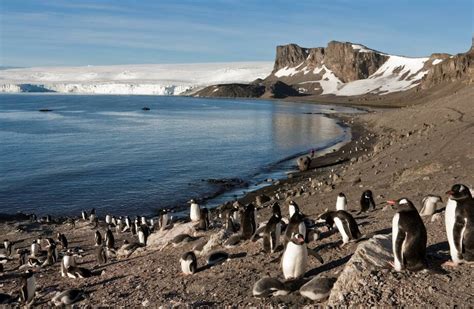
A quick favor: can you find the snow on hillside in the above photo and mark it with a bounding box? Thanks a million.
[0,62,273,95]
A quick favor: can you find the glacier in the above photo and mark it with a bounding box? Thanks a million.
[0,62,273,95]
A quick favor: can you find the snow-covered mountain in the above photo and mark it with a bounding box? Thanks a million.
[0,62,273,95]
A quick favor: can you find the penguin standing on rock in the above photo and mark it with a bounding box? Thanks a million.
[189,199,201,222]
[180,251,197,275]
[241,203,257,240]
[444,184,474,267]
[57,233,68,249]
[263,203,282,253]
[61,251,76,277]
[96,246,107,265]
[359,190,376,214]
[388,198,427,272]
[138,225,149,246]
[3,240,13,256]
[419,195,443,216]
[318,210,362,245]
[336,193,347,211]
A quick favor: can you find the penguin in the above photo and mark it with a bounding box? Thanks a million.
[3,240,13,256]
[89,211,98,226]
[96,246,107,265]
[284,208,306,245]
[42,245,56,267]
[336,192,348,211]
[240,203,257,240]
[140,216,147,226]
[419,195,443,216]
[130,222,137,235]
[31,240,41,257]
[388,198,427,271]
[206,251,229,266]
[159,209,171,230]
[81,210,88,221]
[222,207,238,233]
[66,265,93,278]
[252,277,289,297]
[19,270,36,305]
[359,190,376,213]
[0,292,15,304]
[299,277,337,301]
[281,233,308,279]
[95,230,103,246]
[180,251,197,275]
[105,228,115,249]
[288,200,299,219]
[119,240,143,258]
[196,208,210,231]
[61,251,76,277]
[105,214,112,225]
[57,233,68,249]
[51,289,85,306]
[138,225,149,246]
[444,184,474,266]
[318,210,362,245]
[124,216,131,231]
[263,202,282,253]
[189,199,201,222]
[18,249,28,267]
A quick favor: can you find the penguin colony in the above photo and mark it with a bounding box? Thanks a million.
[0,184,473,305]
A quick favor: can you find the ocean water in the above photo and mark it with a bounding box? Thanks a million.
[0,94,358,217]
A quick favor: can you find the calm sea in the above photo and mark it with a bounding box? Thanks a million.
[0,94,358,217]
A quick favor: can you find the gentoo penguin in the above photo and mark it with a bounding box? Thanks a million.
[18,249,28,267]
[359,190,376,213]
[196,208,210,231]
[105,214,112,225]
[66,265,93,278]
[388,198,427,271]
[42,245,56,267]
[222,206,238,233]
[96,246,107,265]
[138,225,149,246]
[288,200,299,219]
[281,233,308,279]
[263,203,282,253]
[240,203,257,240]
[189,199,201,222]
[140,216,147,226]
[318,210,362,245]
[61,251,77,277]
[159,209,172,230]
[444,184,474,266]
[252,277,289,297]
[81,210,88,221]
[299,277,337,301]
[31,240,41,257]
[105,228,115,249]
[336,192,348,211]
[19,270,36,305]
[206,251,229,266]
[94,230,103,246]
[57,233,68,249]
[419,195,443,216]
[3,240,12,256]
[284,208,306,245]
[51,289,85,306]
[180,251,197,275]
[89,209,97,225]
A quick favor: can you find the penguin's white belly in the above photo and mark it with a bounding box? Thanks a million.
[180,259,193,274]
[334,217,349,243]
[445,199,461,263]
[282,243,307,279]
[289,206,295,219]
[138,231,145,244]
[336,197,347,211]
[190,204,200,222]
[392,213,404,271]
[105,215,112,224]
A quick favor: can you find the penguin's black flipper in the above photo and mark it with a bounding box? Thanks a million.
[308,248,324,264]
[453,213,466,259]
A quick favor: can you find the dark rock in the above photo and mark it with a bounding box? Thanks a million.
[297,156,312,172]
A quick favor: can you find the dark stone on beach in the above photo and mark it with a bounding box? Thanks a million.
[39,109,53,112]
[297,156,312,172]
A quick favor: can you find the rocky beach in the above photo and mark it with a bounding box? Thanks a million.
[1,79,473,306]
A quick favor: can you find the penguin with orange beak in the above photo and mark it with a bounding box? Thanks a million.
[388,198,427,272]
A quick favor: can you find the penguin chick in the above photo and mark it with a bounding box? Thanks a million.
[51,289,85,306]
[180,251,197,275]
[252,277,289,297]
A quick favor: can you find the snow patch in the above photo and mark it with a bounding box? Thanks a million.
[432,59,443,65]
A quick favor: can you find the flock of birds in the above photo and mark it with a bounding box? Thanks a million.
[0,183,473,305]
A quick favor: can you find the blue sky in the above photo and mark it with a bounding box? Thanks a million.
[0,0,472,67]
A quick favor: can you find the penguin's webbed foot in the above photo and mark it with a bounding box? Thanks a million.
[441,260,459,268]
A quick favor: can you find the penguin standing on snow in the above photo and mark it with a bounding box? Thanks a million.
[419,195,443,216]
[263,203,282,253]
[359,190,376,213]
[318,210,361,245]
[336,193,347,211]
[180,251,198,275]
[444,184,474,266]
[388,198,427,272]
[189,199,201,222]
[240,203,256,240]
